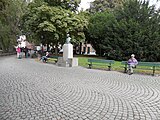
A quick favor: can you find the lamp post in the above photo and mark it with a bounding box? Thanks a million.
[41,35,44,55]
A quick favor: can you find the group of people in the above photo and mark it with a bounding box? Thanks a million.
[17,47,138,75]
[16,46,29,59]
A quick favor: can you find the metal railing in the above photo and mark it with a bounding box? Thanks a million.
[0,52,16,57]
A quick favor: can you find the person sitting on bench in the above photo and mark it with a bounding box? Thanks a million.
[41,52,50,63]
[127,54,138,75]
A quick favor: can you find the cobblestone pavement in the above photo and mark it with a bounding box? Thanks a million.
[0,56,160,120]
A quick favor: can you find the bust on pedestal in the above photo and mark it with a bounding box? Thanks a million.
[63,34,73,61]
[56,34,78,67]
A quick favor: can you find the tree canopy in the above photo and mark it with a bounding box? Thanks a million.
[22,0,88,54]
[44,0,81,12]
[1,0,159,61]
[88,0,160,61]
[0,0,26,52]
[88,0,124,13]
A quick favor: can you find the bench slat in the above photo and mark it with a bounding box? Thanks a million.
[47,56,59,63]
[88,59,114,64]
[50,56,59,59]
[88,59,114,70]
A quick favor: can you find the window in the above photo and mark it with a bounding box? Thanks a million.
[87,47,90,54]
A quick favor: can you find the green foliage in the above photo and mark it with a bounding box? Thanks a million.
[88,11,116,56]
[88,0,124,13]
[44,0,81,12]
[22,1,88,47]
[88,0,160,62]
[0,0,26,52]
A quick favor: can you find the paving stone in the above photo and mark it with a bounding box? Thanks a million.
[0,56,160,120]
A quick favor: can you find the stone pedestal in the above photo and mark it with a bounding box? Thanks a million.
[56,43,78,67]
[70,58,78,67]
[56,57,78,67]
[63,43,73,61]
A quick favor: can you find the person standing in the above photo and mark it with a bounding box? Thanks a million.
[16,46,21,59]
[24,47,28,58]
[127,54,138,75]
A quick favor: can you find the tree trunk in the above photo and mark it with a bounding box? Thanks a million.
[79,42,82,55]
[47,43,49,51]
[0,39,7,53]
[55,44,58,56]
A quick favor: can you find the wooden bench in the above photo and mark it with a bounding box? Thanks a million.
[121,61,128,73]
[47,56,59,63]
[121,61,160,76]
[88,59,115,71]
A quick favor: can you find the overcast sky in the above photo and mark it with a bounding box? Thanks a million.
[79,0,160,11]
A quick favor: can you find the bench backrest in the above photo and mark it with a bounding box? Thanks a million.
[138,62,160,67]
[50,56,59,59]
[88,59,114,64]
[121,61,160,67]
[121,61,127,65]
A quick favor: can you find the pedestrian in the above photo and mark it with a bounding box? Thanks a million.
[16,46,21,59]
[127,54,138,75]
[24,47,28,58]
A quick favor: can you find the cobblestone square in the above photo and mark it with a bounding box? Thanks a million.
[0,56,160,120]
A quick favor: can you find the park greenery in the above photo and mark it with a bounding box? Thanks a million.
[88,0,124,13]
[88,0,160,62]
[0,0,26,52]
[22,0,88,54]
[47,56,160,75]
[0,0,160,62]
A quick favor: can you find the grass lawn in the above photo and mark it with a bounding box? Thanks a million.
[78,56,122,70]
[77,56,160,75]
[47,55,160,75]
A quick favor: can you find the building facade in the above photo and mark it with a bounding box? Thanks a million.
[81,43,96,55]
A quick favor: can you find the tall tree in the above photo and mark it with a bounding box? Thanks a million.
[88,11,116,56]
[0,0,26,52]
[88,0,124,13]
[113,0,160,61]
[22,1,88,54]
[88,0,160,61]
[44,0,81,12]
